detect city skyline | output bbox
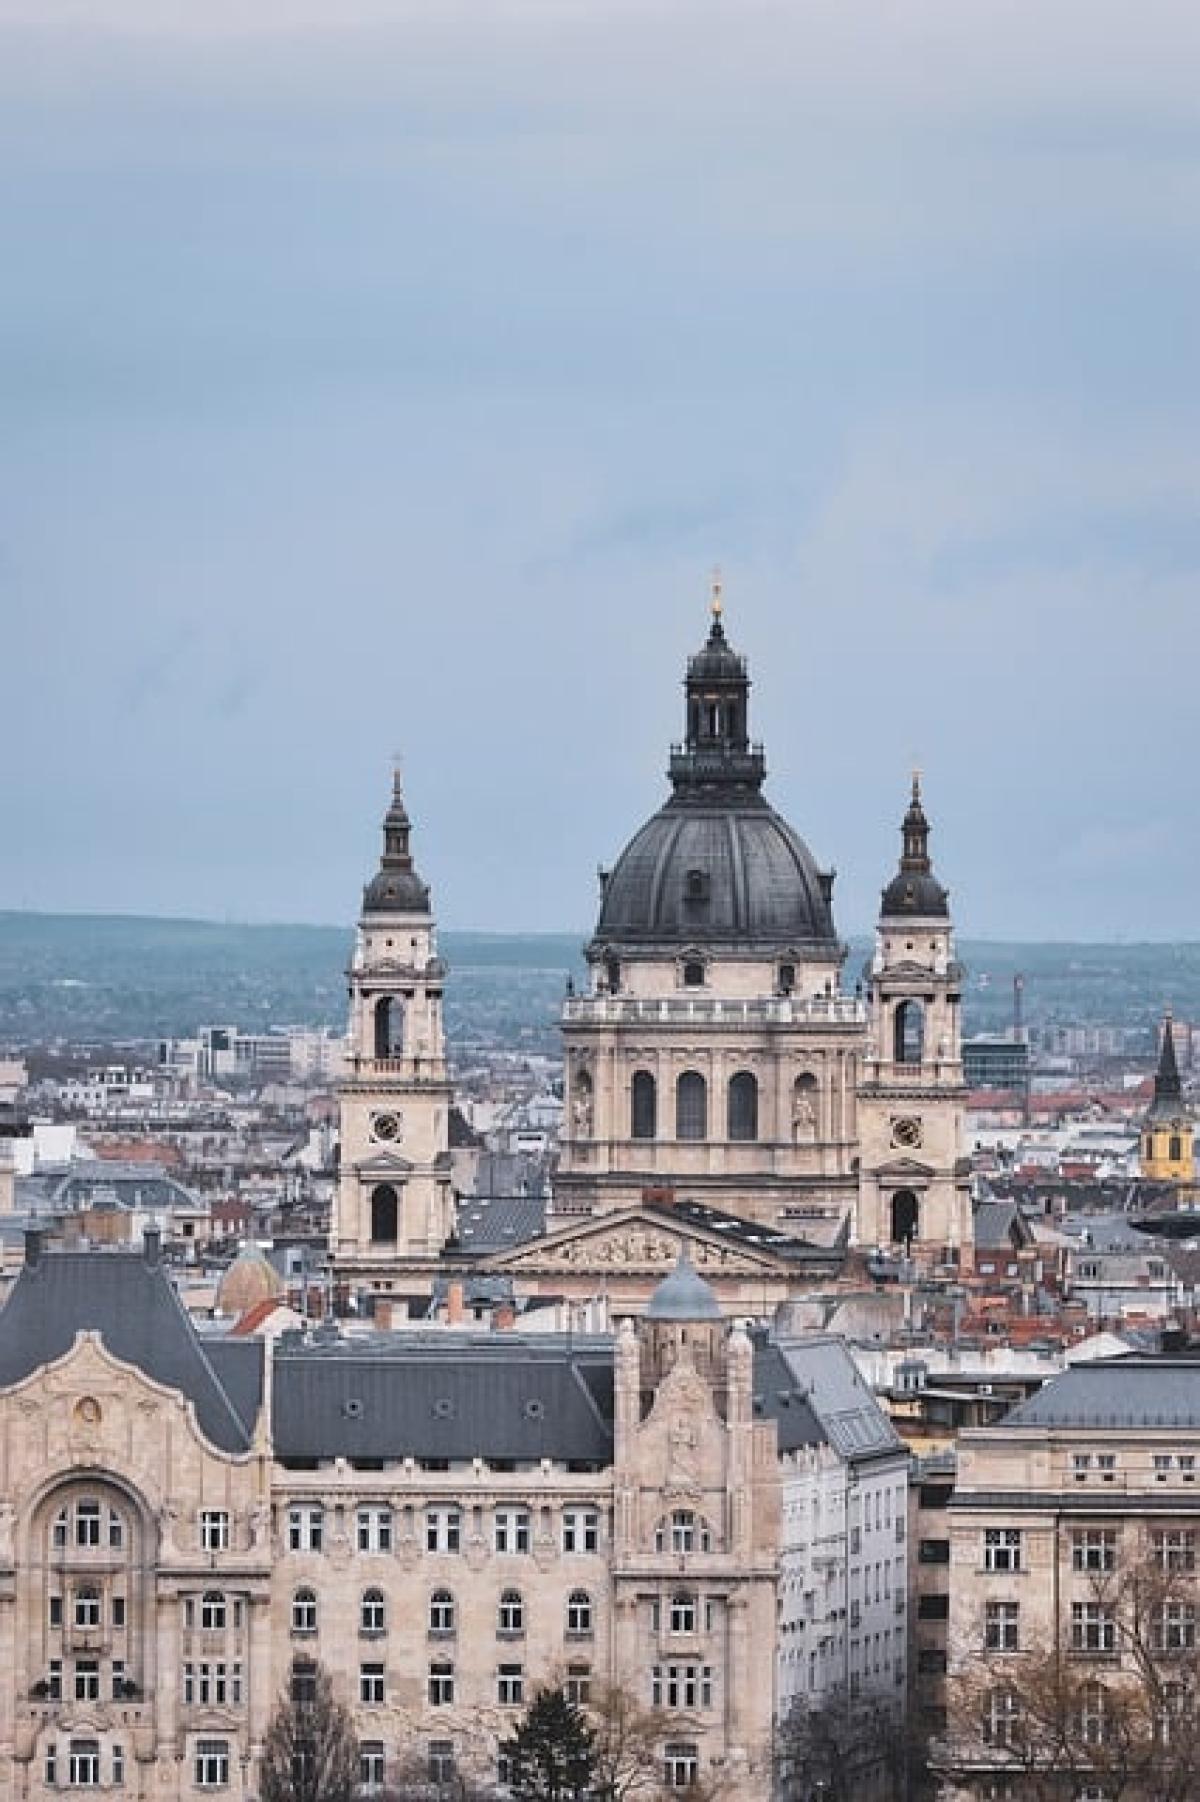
[3,0,1199,937]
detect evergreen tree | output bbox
[501,1686,598,1802]
[259,1657,360,1802]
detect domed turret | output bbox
[362,770,431,915]
[880,774,948,919]
[645,1246,722,1321]
[592,581,838,956]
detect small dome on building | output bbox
[879,774,949,919]
[645,1247,723,1321]
[216,1243,284,1317]
[362,770,431,917]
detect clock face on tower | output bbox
[891,1115,923,1150]
[370,1111,403,1144]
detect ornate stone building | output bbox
[331,774,454,1290]
[0,1233,800,1799]
[552,593,971,1268]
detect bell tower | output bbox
[857,777,972,1266]
[332,771,454,1291]
[1140,1012,1194,1186]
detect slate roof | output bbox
[454,1190,547,1254]
[271,1332,615,1464]
[772,1334,905,1462]
[1005,1360,1200,1430]
[0,1241,257,1453]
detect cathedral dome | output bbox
[596,797,836,950]
[592,591,838,955]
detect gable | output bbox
[481,1208,787,1278]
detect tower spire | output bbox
[1151,1009,1183,1113]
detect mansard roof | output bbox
[271,1331,616,1464]
[1004,1358,1200,1430]
[0,1238,259,1454]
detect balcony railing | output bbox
[563,994,866,1028]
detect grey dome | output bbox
[363,867,431,914]
[595,795,838,951]
[645,1249,722,1321]
[880,868,948,918]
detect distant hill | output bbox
[0,910,1197,1049]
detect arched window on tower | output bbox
[370,1184,399,1244]
[894,1000,925,1066]
[676,1072,708,1142]
[631,1071,657,1141]
[890,1190,919,1249]
[1170,1135,1183,1163]
[373,996,405,1060]
[727,1072,758,1141]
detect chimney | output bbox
[143,1226,162,1268]
[24,1226,43,1268]
[447,1279,465,1326]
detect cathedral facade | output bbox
[333,592,972,1298]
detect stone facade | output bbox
[0,1239,786,1800]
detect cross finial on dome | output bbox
[710,566,723,621]
[912,767,922,803]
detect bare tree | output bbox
[774,1689,908,1802]
[943,1530,1200,1800]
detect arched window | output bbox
[291,1588,317,1636]
[792,1072,818,1142]
[498,1589,524,1636]
[361,1588,386,1636]
[200,1591,226,1631]
[1170,1135,1183,1162]
[428,1589,454,1636]
[891,1190,919,1249]
[727,1071,758,1141]
[676,1072,707,1142]
[632,1071,657,1141]
[566,1590,593,1636]
[373,996,405,1060]
[894,1000,924,1065]
[370,1184,398,1244]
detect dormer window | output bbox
[778,963,796,996]
[684,869,709,904]
[682,959,705,989]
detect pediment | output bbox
[355,1151,415,1176]
[480,1206,788,1278]
[872,1156,935,1180]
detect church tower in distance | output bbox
[1140,1011,1194,1186]
[857,776,972,1268]
[332,772,454,1292]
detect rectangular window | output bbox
[49,1595,63,1629]
[1072,1529,1117,1573]
[565,1664,592,1707]
[663,1743,700,1789]
[1154,1529,1197,1573]
[359,1663,386,1706]
[357,1506,393,1554]
[1071,1602,1117,1655]
[651,1663,713,1710]
[45,1744,57,1787]
[200,1511,230,1552]
[195,1740,230,1788]
[75,1500,102,1549]
[74,1587,102,1629]
[288,1506,323,1553]
[112,1595,126,1630]
[48,1659,63,1701]
[1154,1602,1198,1654]
[918,1539,950,1565]
[111,1659,126,1700]
[495,1509,531,1554]
[562,1508,600,1554]
[985,1600,1019,1653]
[984,1529,1022,1573]
[359,1742,385,1792]
[428,1740,455,1784]
[75,1660,101,1703]
[426,1508,462,1554]
[1072,1453,1092,1481]
[112,1744,125,1786]
[428,1662,455,1707]
[497,1663,525,1707]
[68,1739,101,1787]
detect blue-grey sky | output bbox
[3,0,1199,939]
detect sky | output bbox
[2,0,1199,939]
